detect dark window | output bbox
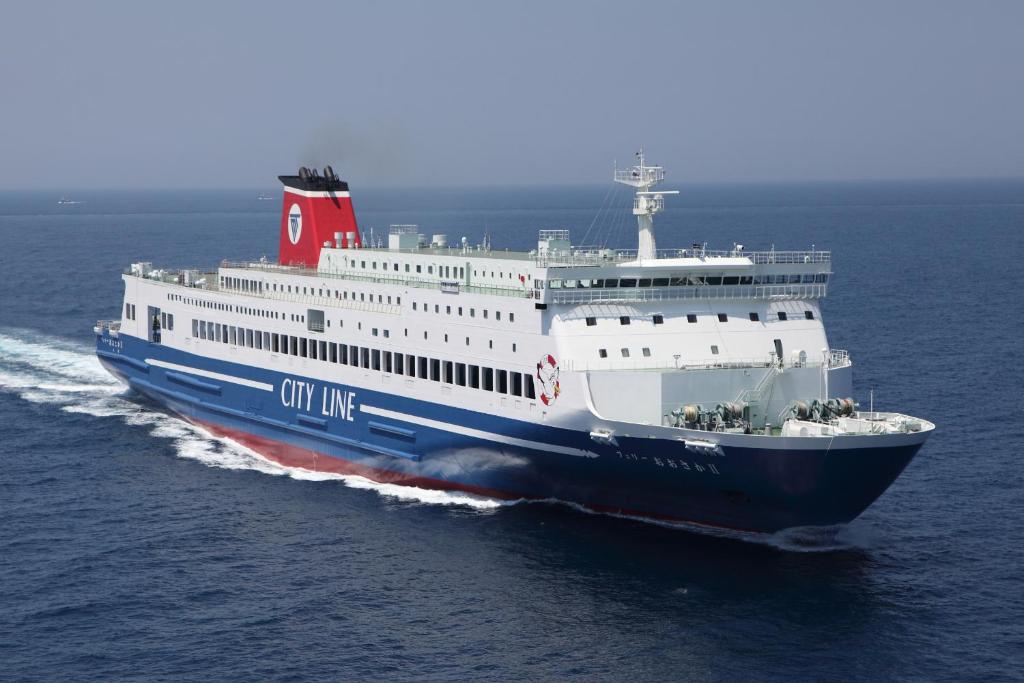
[524,375,536,399]
[497,370,508,394]
[456,363,466,386]
[749,312,760,322]
[653,278,670,287]
[430,358,441,382]
[586,317,597,326]
[619,278,637,288]
[599,349,607,358]
[619,316,630,325]
[511,372,523,396]
[372,349,381,371]
[483,367,494,391]
[711,345,719,355]
[638,278,652,287]
[361,347,370,368]
[687,314,697,323]
[653,314,664,325]
[805,310,815,320]
[329,343,338,363]
[418,356,429,379]
[443,361,453,383]
[621,348,630,358]
[723,276,739,285]
[469,365,480,388]
[778,312,788,321]
[718,313,728,322]
[642,347,651,357]
[384,351,393,373]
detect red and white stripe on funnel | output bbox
[278,169,361,268]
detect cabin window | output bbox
[456,363,467,386]
[621,348,630,358]
[620,278,637,288]
[620,316,630,325]
[642,347,651,357]
[430,358,441,381]
[586,317,597,326]
[329,343,338,363]
[653,314,663,325]
[687,314,697,323]
[483,367,494,391]
[805,310,815,320]
[372,350,381,371]
[599,349,608,358]
[511,372,523,396]
[749,312,759,321]
[393,353,403,374]
[469,365,480,388]
[711,345,719,355]
[778,312,788,321]
[443,361,453,383]
[497,370,508,394]
[718,313,728,322]
[510,313,515,322]
[524,375,536,399]
[361,347,370,368]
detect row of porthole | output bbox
[586,310,815,326]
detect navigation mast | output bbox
[614,148,678,260]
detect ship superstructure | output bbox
[95,156,933,533]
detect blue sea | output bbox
[1,180,1023,681]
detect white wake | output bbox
[0,329,506,511]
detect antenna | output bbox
[613,147,679,260]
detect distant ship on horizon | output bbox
[57,196,82,205]
[257,193,274,201]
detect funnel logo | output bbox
[287,204,302,245]
[536,354,561,406]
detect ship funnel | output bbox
[277,166,361,267]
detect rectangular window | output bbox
[586,317,597,326]
[372,349,381,371]
[805,310,815,320]
[300,337,308,358]
[289,336,298,356]
[749,312,760,321]
[337,343,347,365]
[329,342,338,363]
[652,314,663,325]
[711,345,720,355]
[271,333,279,353]
[348,344,358,366]
[309,338,318,359]
[405,354,416,377]
[483,367,494,391]
[621,348,630,358]
[469,365,480,389]
[778,311,788,321]
[319,340,327,361]
[599,349,607,358]
[455,363,467,386]
[192,319,199,337]
[524,375,536,399]
[361,347,370,368]
[418,356,428,379]
[430,358,441,382]
[620,316,630,325]
[687,314,698,323]
[511,372,522,397]
[443,361,453,383]
[718,313,728,322]
[496,370,508,394]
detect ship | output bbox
[257,193,274,201]
[94,155,933,534]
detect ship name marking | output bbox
[280,377,356,422]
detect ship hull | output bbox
[97,332,926,534]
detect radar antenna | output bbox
[613,147,679,260]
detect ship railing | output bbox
[536,248,830,268]
[548,283,828,304]
[565,349,850,374]
[94,319,121,332]
[219,261,530,299]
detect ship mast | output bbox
[614,147,678,260]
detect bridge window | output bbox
[749,312,759,321]
[586,317,597,326]
[687,314,697,323]
[718,313,728,322]
[653,314,663,325]
[805,310,815,320]
[620,316,630,325]
[778,312,788,321]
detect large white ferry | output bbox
[95,154,933,533]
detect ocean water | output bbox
[1,180,1023,681]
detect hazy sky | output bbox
[1,0,1022,189]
